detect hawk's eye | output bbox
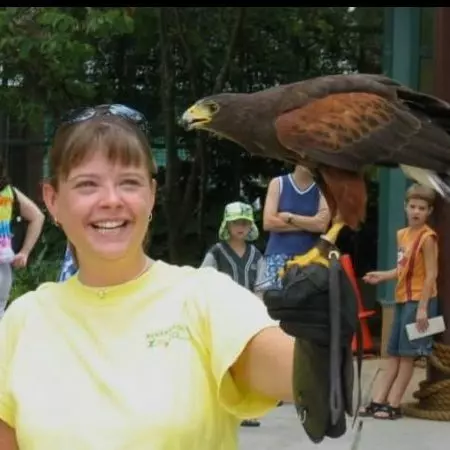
[206,102,219,114]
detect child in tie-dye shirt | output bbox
[0,184,44,318]
[0,186,15,264]
[0,185,15,318]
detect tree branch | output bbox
[213,7,246,94]
[172,8,200,98]
[158,7,186,261]
[158,7,178,204]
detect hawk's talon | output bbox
[279,221,346,277]
[286,248,328,269]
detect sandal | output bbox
[373,404,403,420]
[240,419,261,427]
[358,401,386,417]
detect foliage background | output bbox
[0,7,384,298]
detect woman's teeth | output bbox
[92,221,126,233]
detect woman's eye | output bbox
[122,179,141,186]
[75,181,96,189]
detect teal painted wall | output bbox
[378,7,421,305]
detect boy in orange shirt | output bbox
[360,183,439,420]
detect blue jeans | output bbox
[254,254,292,292]
[58,244,78,282]
[387,298,438,357]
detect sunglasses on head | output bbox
[60,104,150,135]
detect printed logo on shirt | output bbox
[397,246,406,269]
[146,324,189,348]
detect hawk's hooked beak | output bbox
[179,103,212,131]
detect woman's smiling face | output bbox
[44,149,155,262]
[43,116,157,266]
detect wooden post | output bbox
[432,7,450,349]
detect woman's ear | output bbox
[148,179,157,214]
[42,182,59,221]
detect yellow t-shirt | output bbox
[0,261,278,450]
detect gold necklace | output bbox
[84,258,152,299]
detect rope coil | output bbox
[403,342,450,421]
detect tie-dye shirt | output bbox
[0,186,15,264]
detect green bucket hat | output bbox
[218,201,259,242]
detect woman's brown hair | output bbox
[49,115,157,188]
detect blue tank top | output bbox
[265,174,321,256]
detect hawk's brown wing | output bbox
[274,91,450,173]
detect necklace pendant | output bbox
[97,289,107,299]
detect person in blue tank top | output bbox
[255,165,330,293]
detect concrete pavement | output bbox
[239,402,447,449]
[239,359,450,449]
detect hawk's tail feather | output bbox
[400,164,450,201]
[435,174,450,201]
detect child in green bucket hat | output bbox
[218,201,259,243]
[200,201,264,427]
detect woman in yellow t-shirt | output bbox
[0,105,295,450]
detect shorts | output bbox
[387,298,439,357]
[254,254,292,292]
